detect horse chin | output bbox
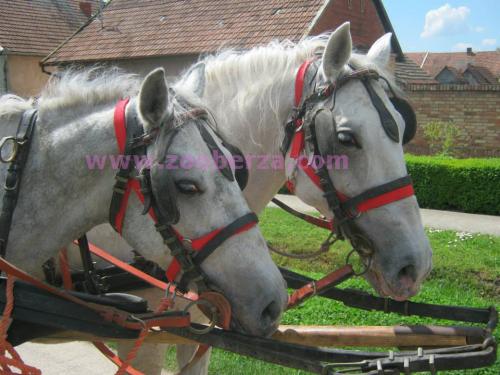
[364,267,420,302]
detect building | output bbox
[0,0,97,97]
[407,49,499,85]
[402,49,500,157]
[41,0,404,77]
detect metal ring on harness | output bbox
[345,249,372,276]
[0,137,19,164]
[182,299,217,334]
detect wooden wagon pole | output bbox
[38,324,486,348]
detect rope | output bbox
[114,294,176,375]
[114,328,149,375]
[0,276,41,375]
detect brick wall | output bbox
[404,84,500,157]
[310,0,386,50]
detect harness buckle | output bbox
[0,137,19,164]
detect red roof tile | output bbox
[406,51,500,81]
[0,0,96,55]
[43,0,328,64]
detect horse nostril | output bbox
[397,264,417,283]
[260,300,281,326]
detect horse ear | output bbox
[138,68,172,128]
[321,22,352,82]
[181,62,206,97]
[367,33,392,69]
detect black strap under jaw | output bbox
[0,109,38,258]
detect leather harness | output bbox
[0,95,257,316]
[107,98,258,293]
[279,60,416,260]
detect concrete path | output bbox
[269,194,500,236]
[16,342,118,375]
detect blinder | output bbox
[390,97,417,144]
[221,141,249,190]
[194,120,248,191]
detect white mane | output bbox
[182,35,400,150]
[39,67,140,116]
[0,94,34,120]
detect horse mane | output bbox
[183,35,402,149]
[0,66,205,130]
[38,67,140,118]
[0,95,34,121]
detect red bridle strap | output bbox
[284,62,415,228]
[165,214,258,282]
[112,100,259,284]
[287,60,323,193]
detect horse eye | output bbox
[337,131,359,147]
[175,180,202,195]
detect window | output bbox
[360,0,366,13]
[347,0,352,10]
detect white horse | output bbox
[0,67,288,354]
[61,23,433,374]
[157,22,432,374]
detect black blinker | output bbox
[361,81,400,143]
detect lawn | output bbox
[165,208,500,374]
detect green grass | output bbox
[165,208,500,374]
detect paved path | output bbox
[269,194,500,236]
[16,342,118,375]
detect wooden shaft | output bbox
[38,324,484,348]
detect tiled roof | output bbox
[43,0,328,64]
[406,51,500,80]
[463,64,497,84]
[394,55,435,85]
[0,0,97,55]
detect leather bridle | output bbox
[282,60,416,263]
[109,98,258,293]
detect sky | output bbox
[383,0,499,52]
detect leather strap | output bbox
[287,265,353,309]
[0,109,37,257]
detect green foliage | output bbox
[422,120,462,156]
[406,155,500,215]
[163,208,500,374]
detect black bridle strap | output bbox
[0,109,37,258]
[192,213,259,266]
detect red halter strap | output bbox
[285,61,415,224]
[112,100,258,283]
[287,60,323,193]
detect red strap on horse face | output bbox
[286,61,415,224]
[112,100,259,285]
[347,183,415,214]
[166,214,258,282]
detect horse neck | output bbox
[201,61,298,213]
[3,105,121,277]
